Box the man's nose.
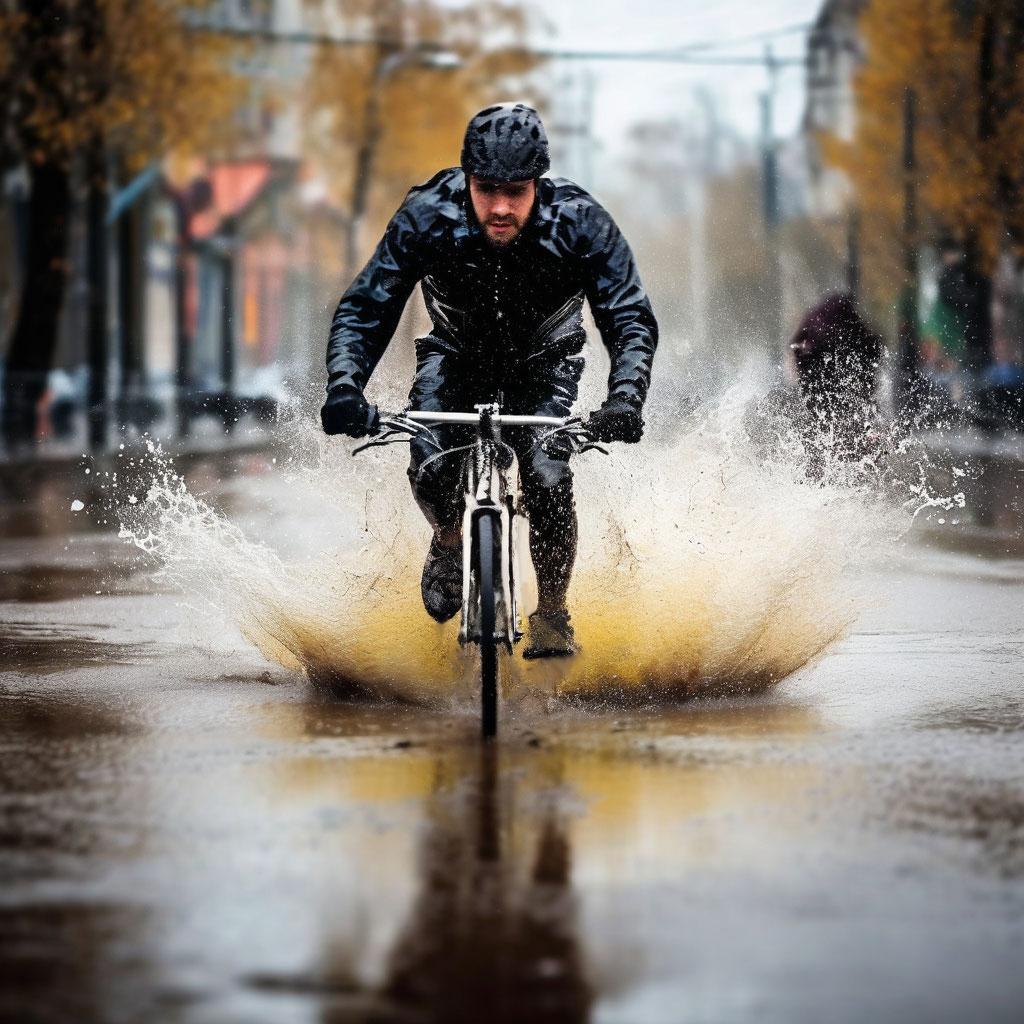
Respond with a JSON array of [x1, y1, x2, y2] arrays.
[[491, 196, 511, 217]]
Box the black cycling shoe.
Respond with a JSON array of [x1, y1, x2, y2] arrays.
[[421, 537, 462, 623], [523, 609, 579, 659]]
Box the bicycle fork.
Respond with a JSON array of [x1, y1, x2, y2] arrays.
[[460, 448, 522, 650]]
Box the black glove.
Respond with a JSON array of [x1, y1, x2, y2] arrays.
[[320, 390, 380, 438], [584, 397, 644, 444]]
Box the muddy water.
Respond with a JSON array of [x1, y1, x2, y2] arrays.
[[2, 437, 1024, 1021], [114, 398, 927, 705]]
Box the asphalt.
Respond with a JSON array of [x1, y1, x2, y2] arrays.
[[1, 448, 1022, 1024]]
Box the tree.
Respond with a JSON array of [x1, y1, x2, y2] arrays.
[[304, 0, 545, 282], [821, 0, 1024, 361], [0, 0, 244, 444]]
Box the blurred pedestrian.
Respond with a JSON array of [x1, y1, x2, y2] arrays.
[[789, 292, 882, 459]]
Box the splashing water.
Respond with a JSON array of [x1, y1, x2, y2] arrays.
[[116, 385, 960, 706]]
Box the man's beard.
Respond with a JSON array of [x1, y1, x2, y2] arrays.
[[484, 218, 523, 246]]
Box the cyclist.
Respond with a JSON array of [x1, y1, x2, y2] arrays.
[[321, 103, 658, 658]]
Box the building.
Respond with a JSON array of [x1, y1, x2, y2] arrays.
[[802, 0, 868, 219]]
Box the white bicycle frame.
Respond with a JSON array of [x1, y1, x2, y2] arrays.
[[402, 404, 566, 650]]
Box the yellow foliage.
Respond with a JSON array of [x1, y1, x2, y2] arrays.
[[304, 0, 546, 241], [823, 0, 1024, 303], [2, 0, 245, 168]]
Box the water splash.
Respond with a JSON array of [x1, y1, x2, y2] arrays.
[[116, 386, 957, 706]]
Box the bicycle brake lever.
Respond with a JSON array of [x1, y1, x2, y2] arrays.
[[383, 416, 443, 450], [352, 430, 416, 456], [378, 417, 420, 436], [352, 439, 414, 456]]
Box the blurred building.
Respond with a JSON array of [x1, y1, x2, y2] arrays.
[[0, 0, 339, 447], [802, 0, 867, 219]]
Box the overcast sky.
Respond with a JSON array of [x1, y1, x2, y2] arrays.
[[538, 0, 823, 162]]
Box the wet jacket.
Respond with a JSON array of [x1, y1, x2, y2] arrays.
[[325, 168, 658, 408]]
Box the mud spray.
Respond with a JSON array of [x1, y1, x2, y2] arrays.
[[116, 380, 962, 708]]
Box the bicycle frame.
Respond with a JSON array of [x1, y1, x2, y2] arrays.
[[351, 401, 604, 737], [402, 404, 566, 650]]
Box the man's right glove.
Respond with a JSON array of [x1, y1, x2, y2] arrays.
[[320, 389, 380, 438], [584, 397, 644, 444]]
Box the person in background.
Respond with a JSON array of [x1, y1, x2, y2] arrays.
[[789, 292, 882, 459]]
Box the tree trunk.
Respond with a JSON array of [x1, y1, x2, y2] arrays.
[[344, 51, 392, 284], [961, 239, 994, 373], [1, 160, 72, 445], [86, 141, 111, 452]]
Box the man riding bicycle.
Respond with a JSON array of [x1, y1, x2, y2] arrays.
[[321, 103, 658, 658]]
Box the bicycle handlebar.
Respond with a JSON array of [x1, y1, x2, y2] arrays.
[[397, 410, 568, 428], [352, 407, 607, 458]]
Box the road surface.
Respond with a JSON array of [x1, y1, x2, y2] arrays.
[[1, 448, 1022, 1024]]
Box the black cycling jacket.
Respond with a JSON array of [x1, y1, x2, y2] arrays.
[[325, 168, 658, 408]]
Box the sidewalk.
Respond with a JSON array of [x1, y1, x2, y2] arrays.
[[0, 422, 279, 486], [919, 424, 1024, 465]]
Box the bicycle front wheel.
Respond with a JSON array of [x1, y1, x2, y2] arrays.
[[475, 512, 499, 739]]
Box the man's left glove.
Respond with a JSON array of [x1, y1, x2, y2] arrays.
[[584, 397, 644, 444], [320, 390, 380, 438]]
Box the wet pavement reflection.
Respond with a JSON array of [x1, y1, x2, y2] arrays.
[[1, 452, 1023, 1022]]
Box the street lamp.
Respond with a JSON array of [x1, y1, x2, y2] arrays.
[[344, 47, 462, 280]]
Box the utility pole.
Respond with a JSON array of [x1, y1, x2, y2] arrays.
[[86, 144, 110, 453], [116, 187, 147, 434], [81, 0, 111, 453], [219, 216, 237, 435], [342, 44, 462, 283], [846, 206, 860, 301], [579, 69, 596, 190], [687, 88, 721, 359], [173, 193, 192, 438], [897, 85, 920, 412], [344, 44, 397, 283], [760, 45, 783, 364]]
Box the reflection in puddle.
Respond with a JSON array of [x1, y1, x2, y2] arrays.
[[0, 902, 159, 1024], [0, 565, 151, 603], [887, 775, 1024, 879], [918, 695, 1024, 735], [380, 744, 591, 1023], [0, 623, 151, 675], [243, 700, 821, 1021]]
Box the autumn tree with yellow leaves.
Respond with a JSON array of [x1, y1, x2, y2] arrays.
[[0, 0, 243, 443], [823, 0, 1024, 350], [303, 0, 545, 281]]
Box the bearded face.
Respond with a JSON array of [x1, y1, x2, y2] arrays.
[[468, 176, 536, 247]]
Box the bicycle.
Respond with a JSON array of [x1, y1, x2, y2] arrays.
[[353, 402, 606, 738]]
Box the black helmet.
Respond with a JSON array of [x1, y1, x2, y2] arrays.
[[460, 102, 550, 182]]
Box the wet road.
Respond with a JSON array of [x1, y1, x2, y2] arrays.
[[1, 451, 1023, 1024]]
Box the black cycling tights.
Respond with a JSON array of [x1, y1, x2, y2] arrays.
[[523, 477, 578, 615], [409, 452, 578, 615]]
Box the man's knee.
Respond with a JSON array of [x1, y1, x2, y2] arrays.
[[408, 440, 463, 530], [521, 446, 574, 512]]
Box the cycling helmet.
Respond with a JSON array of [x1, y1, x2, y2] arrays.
[[460, 102, 550, 181]]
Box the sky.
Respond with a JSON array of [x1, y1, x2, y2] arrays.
[[537, 0, 824, 164]]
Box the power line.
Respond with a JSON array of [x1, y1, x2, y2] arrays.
[[527, 49, 804, 67], [651, 20, 813, 55], [191, 21, 809, 68]]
